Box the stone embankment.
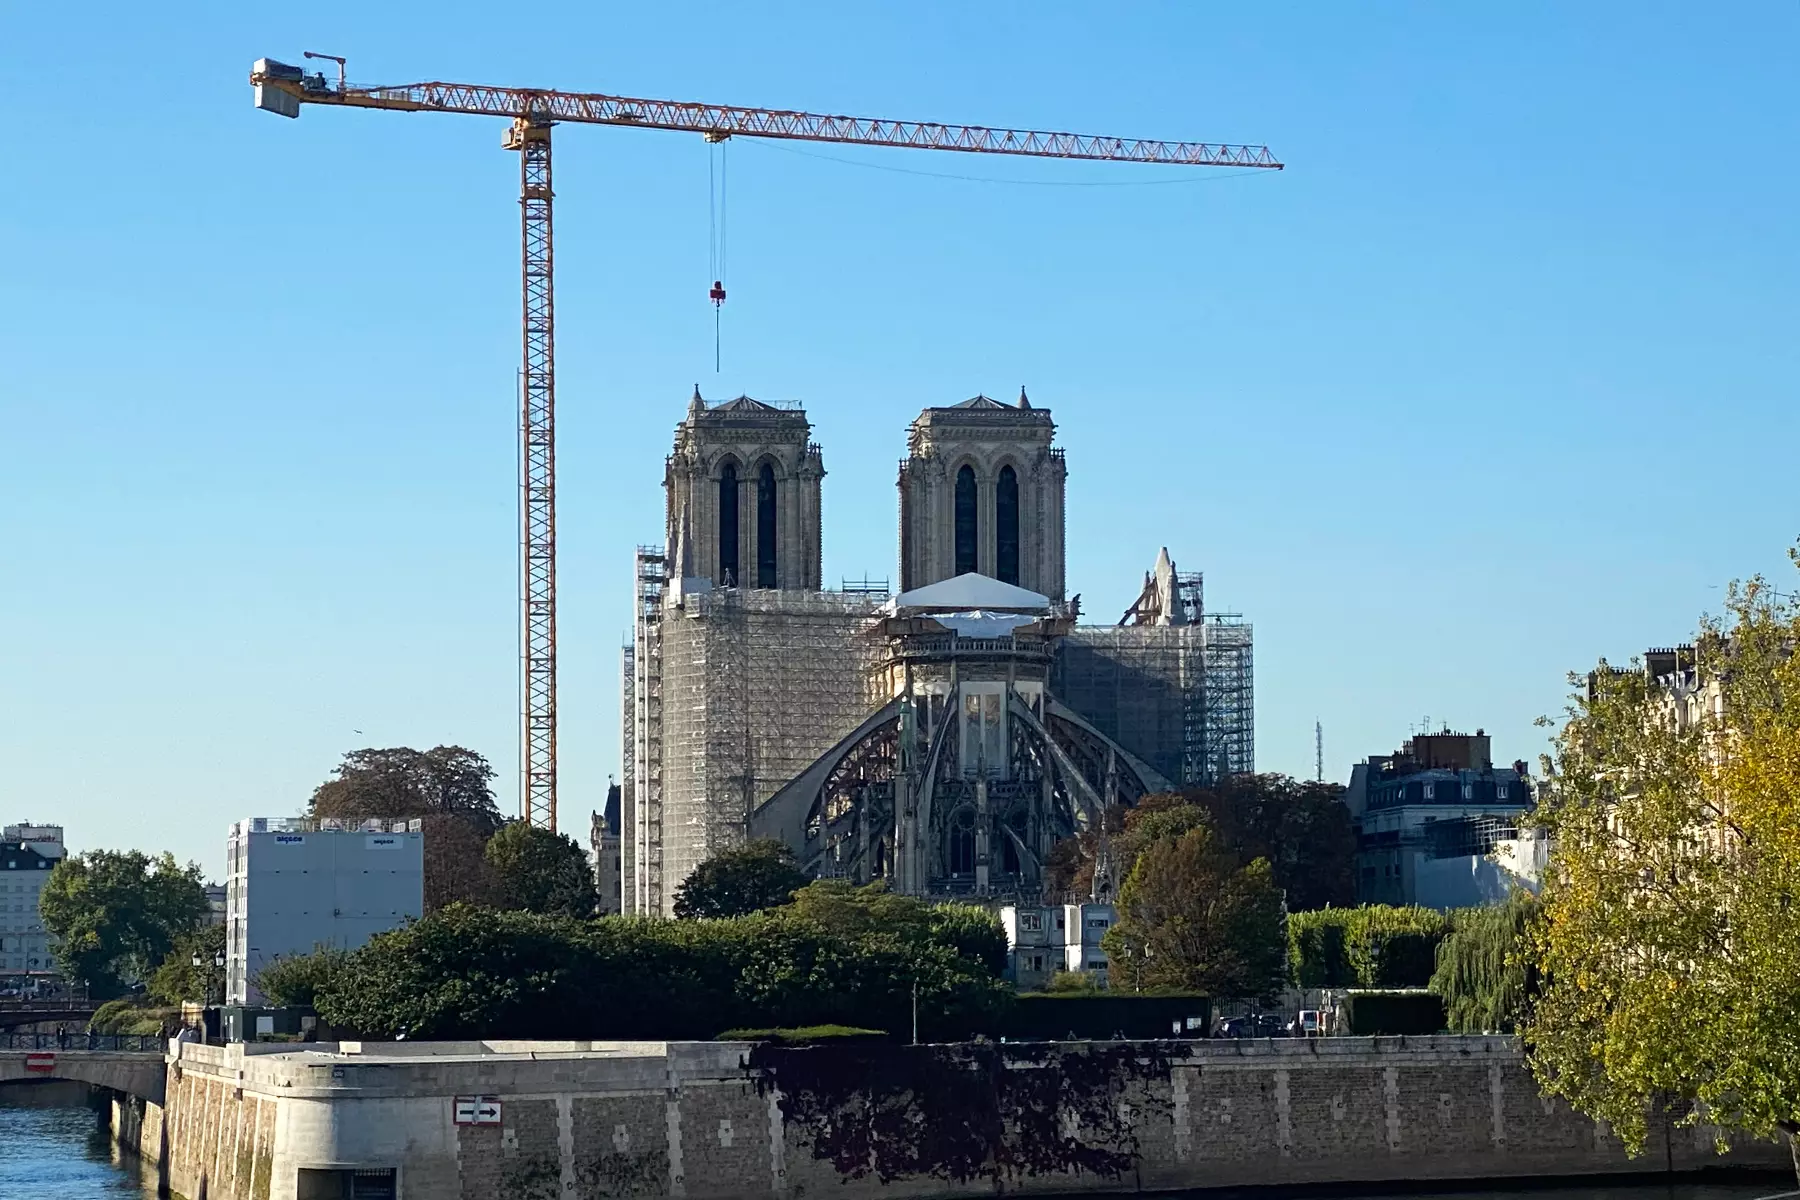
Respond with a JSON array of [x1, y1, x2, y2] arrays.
[[111, 1035, 1787, 1199]]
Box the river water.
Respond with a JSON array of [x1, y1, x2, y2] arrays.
[[0, 1089, 1790, 1199]]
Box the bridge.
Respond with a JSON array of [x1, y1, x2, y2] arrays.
[[0, 1033, 165, 1103], [0, 1004, 98, 1030]]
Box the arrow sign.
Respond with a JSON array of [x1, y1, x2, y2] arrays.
[[453, 1095, 502, 1126]]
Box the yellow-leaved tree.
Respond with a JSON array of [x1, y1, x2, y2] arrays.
[[1526, 562, 1800, 1178]]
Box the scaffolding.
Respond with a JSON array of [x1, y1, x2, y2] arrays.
[[1199, 616, 1255, 782], [628, 546, 666, 915], [1057, 562, 1253, 789], [655, 586, 884, 907]]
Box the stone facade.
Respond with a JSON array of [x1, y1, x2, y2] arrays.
[[631, 393, 1253, 914], [665, 392, 823, 592], [897, 394, 1067, 602], [131, 1037, 1786, 1200]]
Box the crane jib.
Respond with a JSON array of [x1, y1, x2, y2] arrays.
[[247, 53, 1283, 833], [250, 71, 1283, 168]]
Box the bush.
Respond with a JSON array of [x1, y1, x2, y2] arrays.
[[1288, 905, 1448, 989], [1046, 971, 1101, 994], [89, 998, 174, 1036], [308, 902, 1012, 1042]]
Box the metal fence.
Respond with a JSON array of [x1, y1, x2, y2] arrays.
[[0, 1031, 161, 1053]]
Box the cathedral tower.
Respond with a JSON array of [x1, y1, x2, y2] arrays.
[[896, 391, 1066, 601], [665, 390, 824, 590]]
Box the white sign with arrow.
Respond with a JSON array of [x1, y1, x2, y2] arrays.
[[453, 1095, 502, 1126]]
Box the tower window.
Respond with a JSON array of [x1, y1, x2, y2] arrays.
[[757, 463, 778, 588], [996, 465, 1019, 585], [954, 464, 978, 576], [718, 463, 739, 586]]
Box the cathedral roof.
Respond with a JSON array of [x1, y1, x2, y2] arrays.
[[890, 572, 1051, 614], [951, 394, 1010, 409], [712, 394, 780, 412]]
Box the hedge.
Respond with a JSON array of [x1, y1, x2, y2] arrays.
[[1341, 991, 1445, 1036], [1288, 905, 1447, 989], [1002, 993, 1211, 1041]]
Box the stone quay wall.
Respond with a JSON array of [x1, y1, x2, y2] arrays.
[[144, 1036, 1787, 1200]]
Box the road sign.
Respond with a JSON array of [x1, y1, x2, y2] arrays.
[[24, 1053, 55, 1073], [453, 1095, 502, 1126]]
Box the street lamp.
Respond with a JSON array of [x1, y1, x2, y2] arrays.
[[191, 950, 226, 1006]]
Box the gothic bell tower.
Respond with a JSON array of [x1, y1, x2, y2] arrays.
[[896, 390, 1066, 600], [665, 389, 824, 590]]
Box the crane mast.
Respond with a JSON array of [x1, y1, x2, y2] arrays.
[[506, 115, 558, 833], [249, 57, 1282, 833]]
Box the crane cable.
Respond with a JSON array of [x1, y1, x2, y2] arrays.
[[707, 138, 728, 372]]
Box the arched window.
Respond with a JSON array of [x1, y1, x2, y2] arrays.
[[996, 465, 1019, 585], [757, 463, 778, 588], [718, 463, 739, 586], [954, 464, 978, 576], [950, 818, 976, 875]]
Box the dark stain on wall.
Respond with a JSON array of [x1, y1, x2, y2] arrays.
[[747, 1041, 1185, 1187]]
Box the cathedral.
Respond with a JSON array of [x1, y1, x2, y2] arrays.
[[622, 389, 1253, 916]]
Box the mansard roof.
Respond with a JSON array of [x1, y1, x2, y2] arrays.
[[891, 572, 1051, 613]]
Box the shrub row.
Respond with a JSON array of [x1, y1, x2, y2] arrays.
[[1288, 905, 1448, 989], [307, 903, 1011, 1042]]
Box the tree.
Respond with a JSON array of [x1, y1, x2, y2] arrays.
[[256, 945, 351, 1008], [1047, 775, 1355, 910], [673, 839, 809, 919], [1102, 826, 1286, 998], [308, 745, 505, 910], [1430, 894, 1538, 1034], [1524, 572, 1800, 1174], [147, 923, 227, 1007], [779, 879, 1008, 976], [309, 745, 505, 832], [39, 850, 208, 998], [484, 822, 598, 917]]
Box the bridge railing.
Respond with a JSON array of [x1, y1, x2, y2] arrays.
[[0, 1031, 162, 1053]]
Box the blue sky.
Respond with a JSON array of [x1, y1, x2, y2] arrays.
[[3, 3, 1795, 875]]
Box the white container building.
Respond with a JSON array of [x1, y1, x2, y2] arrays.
[[225, 817, 423, 1006]]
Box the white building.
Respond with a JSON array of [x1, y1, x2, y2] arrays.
[[225, 817, 423, 1006], [0, 823, 65, 982], [999, 902, 1115, 990], [1344, 731, 1542, 909]]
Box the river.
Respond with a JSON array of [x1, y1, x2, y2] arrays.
[[0, 1089, 1790, 1199]]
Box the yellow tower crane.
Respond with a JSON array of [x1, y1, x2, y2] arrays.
[[249, 53, 1283, 833]]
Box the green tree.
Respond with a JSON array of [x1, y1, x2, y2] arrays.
[[779, 880, 1008, 976], [484, 822, 598, 917], [1430, 895, 1538, 1034], [673, 839, 809, 919], [1102, 826, 1286, 998], [256, 945, 351, 1008], [1048, 775, 1355, 910], [308, 745, 505, 910], [1524, 571, 1800, 1174], [39, 850, 208, 998], [147, 923, 227, 1007]]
